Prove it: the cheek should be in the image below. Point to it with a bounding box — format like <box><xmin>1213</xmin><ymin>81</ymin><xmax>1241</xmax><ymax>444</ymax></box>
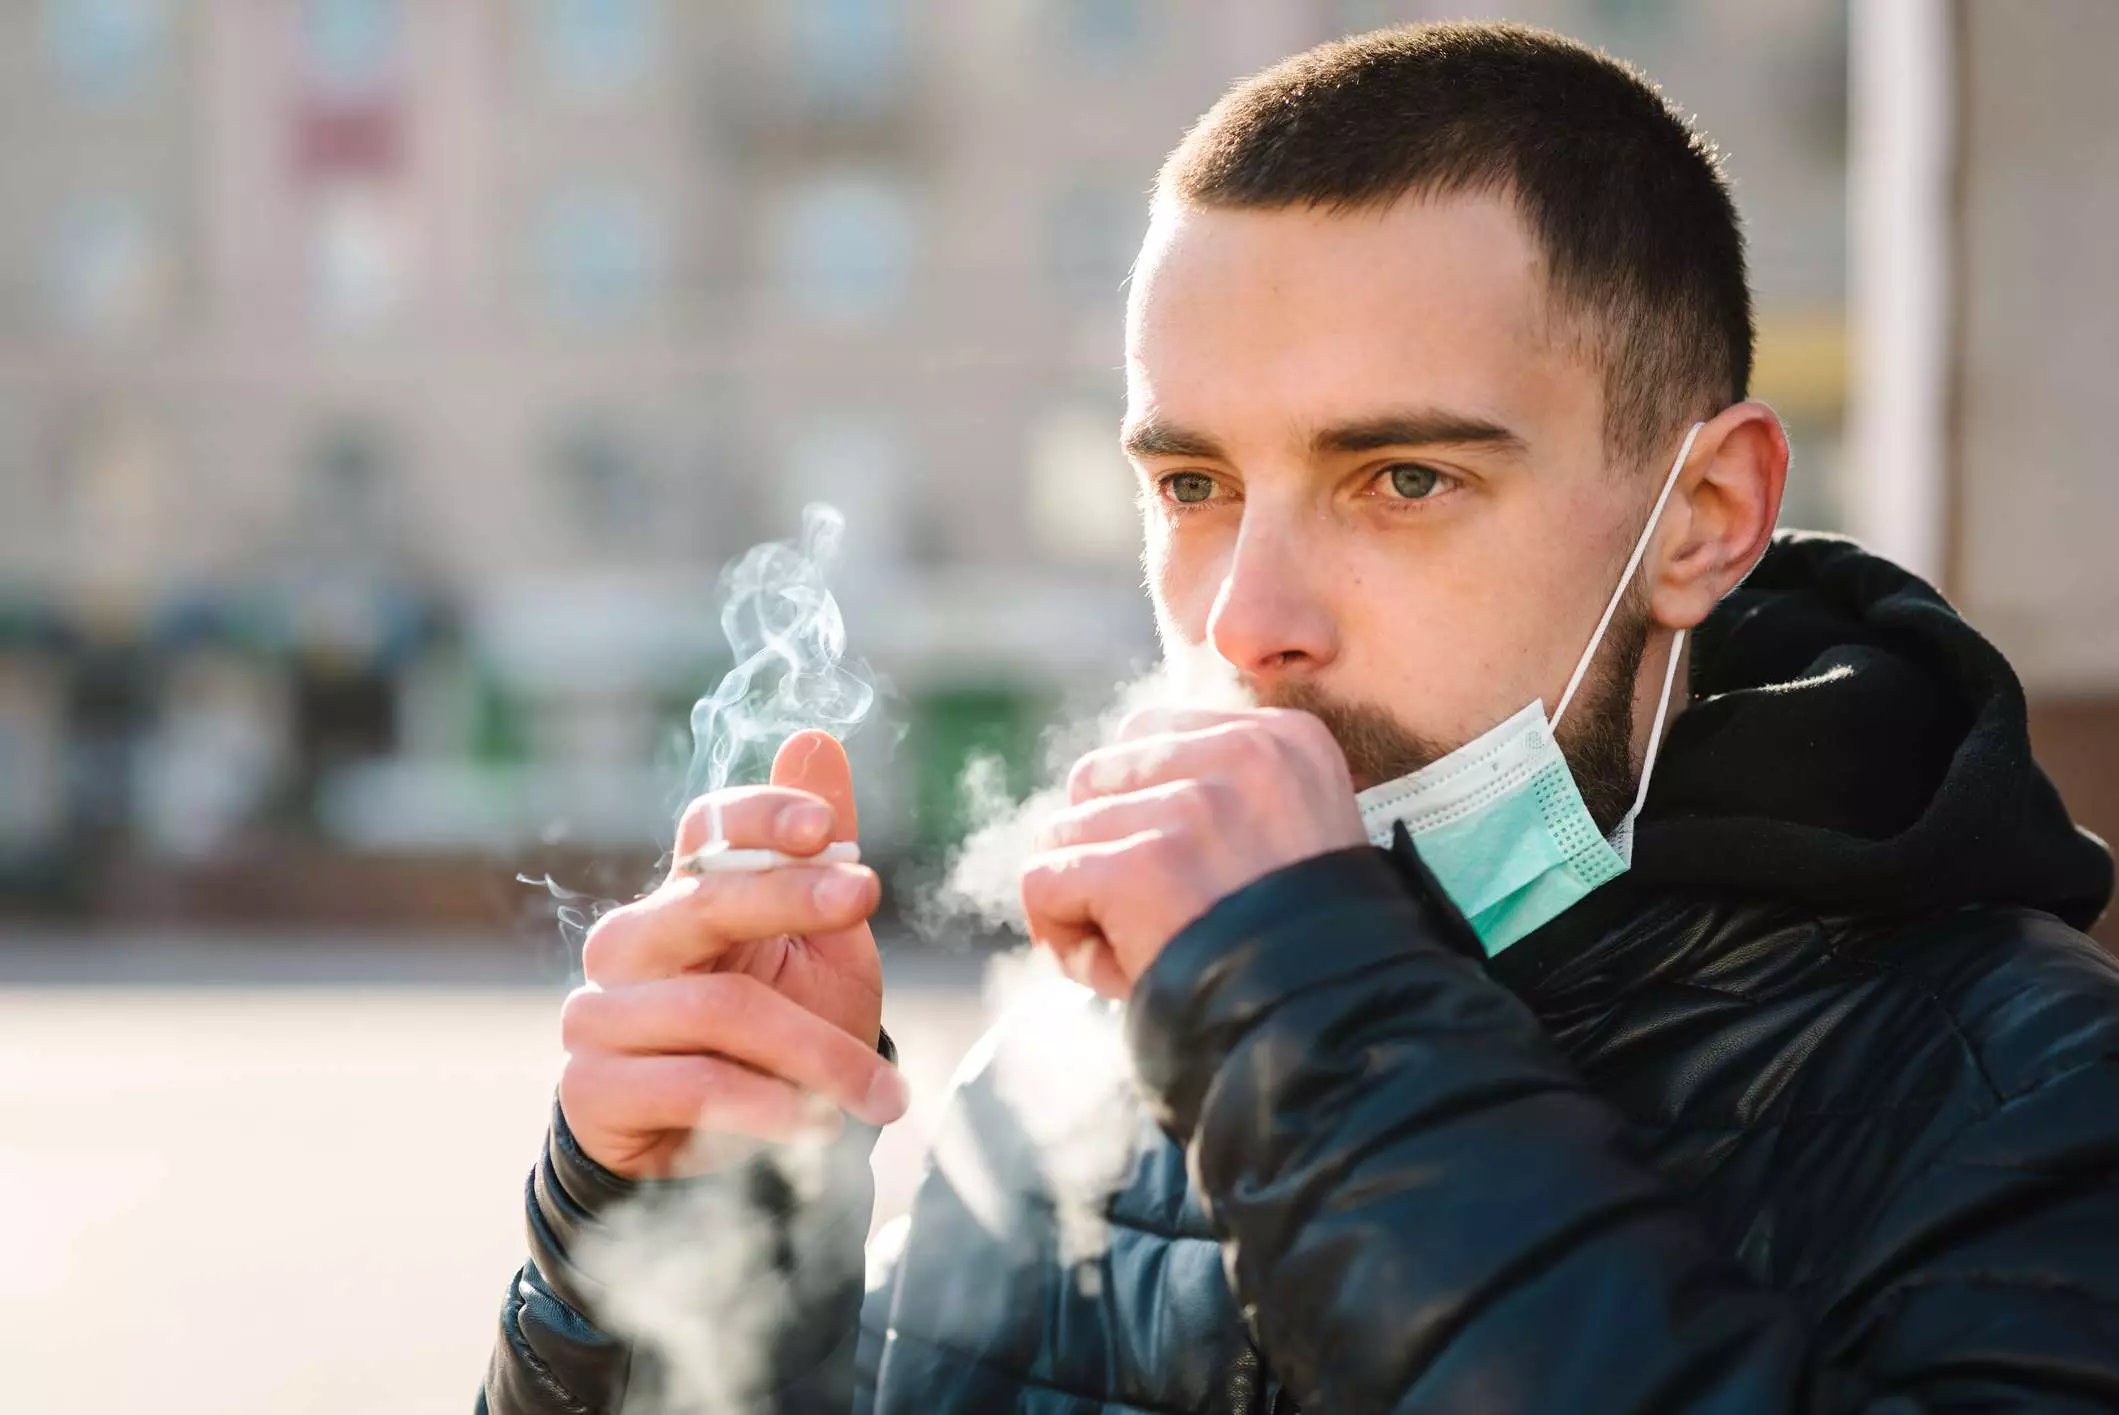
<box><xmin>1143</xmin><ymin>519</ymin><xmax>1226</xmax><ymax>641</ymax></box>
<box><xmin>1332</xmin><ymin>537</ymin><xmax>1531</xmax><ymax>740</ymax></box>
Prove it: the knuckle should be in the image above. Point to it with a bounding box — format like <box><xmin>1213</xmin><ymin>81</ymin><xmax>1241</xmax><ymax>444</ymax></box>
<box><xmin>1115</xmin><ymin>706</ymin><xmax>1160</xmax><ymax>740</ymax></box>
<box><xmin>1019</xmin><ymin>859</ymin><xmax>1056</xmax><ymax>914</ymax></box>
<box><xmin>557</xmin><ymin>1054</ymin><xmax>610</xmax><ymax>1118</ymax></box>
<box><xmin>1067</xmin><ymin>846</ymin><xmax>1115</xmax><ymax>894</ymax></box>
<box><xmin>556</xmin><ymin>1066</ymin><xmax>586</xmax><ymax>1119</ymax></box>
<box><xmin>1200</xmin><ymin>774</ymin><xmax>1241</xmax><ymax>814</ymax></box>
<box><xmin>558</xmin><ymin>984</ymin><xmax>604</xmax><ymax>1051</ymax></box>
<box><xmin>677</xmin><ymin>793</ymin><xmax>720</xmax><ymax>847</ymax></box>
<box><xmin>1282</xmin><ymin>708</ymin><xmax>1334</xmax><ymax>758</ymax></box>
<box><xmin>1259</xmin><ymin>705</ymin><xmax>1315</xmax><ymax>756</ymax></box>
<box><xmin>1038</xmin><ymin>803</ymin><xmax>1087</xmax><ymax>852</ymax></box>
<box><xmin>1260</xmin><ymin>716</ymin><xmax>1311</xmax><ymax>771</ymax></box>
<box><xmin>1139</xmin><ymin>828</ymin><xmax>1181</xmax><ymax>869</ymax></box>
<box><xmin>1067</xmin><ymin>750</ymin><xmax>1108</xmax><ymax>804</ymax></box>
<box><xmin>578</xmin><ymin>906</ymin><xmax>636</xmax><ymax>981</ymax></box>
<box><xmin>1221</xmin><ymin>723</ymin><xmax>1272</xmax><ymax>777</ymax></box>
<box><xmin>1172</xmin><ymin>780</ymin><xmax>1215</xmax><ymax>827</ymax></box>
<box><xmin>678</xmin><ymin>785</ymin><xmax>784</xmax><ymax>851</ymax></box>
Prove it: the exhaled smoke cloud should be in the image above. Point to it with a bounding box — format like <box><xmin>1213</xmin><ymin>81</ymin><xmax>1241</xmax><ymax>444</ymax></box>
<box><xmin>934</xmin><ymin>646</ymin><xmax>1253</xmax><ymax>932</ymax></box>
<box><xmin>923</xmin><ymin>646</ymin><xmax>1254</xmax><ymax>1291</ymax></box>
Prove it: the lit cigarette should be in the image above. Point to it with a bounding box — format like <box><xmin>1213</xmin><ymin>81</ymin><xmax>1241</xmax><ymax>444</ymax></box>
<box><xmin>677</xmin><ymin>840</ymin><xmax>863</xmax><ymax>874</ymax></box>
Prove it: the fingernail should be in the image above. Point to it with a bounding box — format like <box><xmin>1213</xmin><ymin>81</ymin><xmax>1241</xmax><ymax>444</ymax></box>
<box><xmin>865</xmin><ymin>1064</ymin><xmax>911</xmax><ymax>1123</ymax></box>
<box><xmin>814</xmin><ymin>869</ymin><xmax>868</xmax><ymax>913</ymax></box>
<box><xmin>779</xmin><ymin>801</ymin><xmax>831</xmax><ymax>847</ymax></box>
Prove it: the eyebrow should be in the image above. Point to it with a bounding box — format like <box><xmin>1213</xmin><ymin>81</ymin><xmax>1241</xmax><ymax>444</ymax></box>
<box><xmin>1311</xmin><ymin>410</ymin><xmax>1529</xmax><ymax>458</ymax></box>
<box><xmin>1120</xmin><ymin>408</ymin><xmax>1528</xmax><ymax>462</ymax></box>
<box><xmin>1121</xmin><ymin>417</ymin><xmax>1226</xmax><ymax>461</ymax></box>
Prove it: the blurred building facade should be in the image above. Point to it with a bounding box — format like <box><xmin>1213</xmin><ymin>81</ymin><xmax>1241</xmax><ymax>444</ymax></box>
<box><xmin>1950</xmin><ymin>0</ymin><xmax>2119</xmax><ymax>947</ymax></box>
<box><xmin>0</xmin><ymin>0</ymin><xmax>1856</xmax><ymax>924</ymax></box>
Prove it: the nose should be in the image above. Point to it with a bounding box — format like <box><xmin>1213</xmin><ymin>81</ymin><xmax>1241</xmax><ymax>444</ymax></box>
<box><xmin>1205</xmin><ymin>515</ymin><xmax>1339</xmax><ymax>687</ymax></box>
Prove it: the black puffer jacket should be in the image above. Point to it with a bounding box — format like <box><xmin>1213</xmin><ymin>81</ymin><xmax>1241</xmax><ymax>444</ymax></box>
<box><xmin>483</xmin><ymin>534</ymin><xmax>2119</xmax><ymax>1414</ymax></box>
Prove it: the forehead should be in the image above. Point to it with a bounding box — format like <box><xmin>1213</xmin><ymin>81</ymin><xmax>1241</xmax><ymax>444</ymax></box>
<box><xmin>1126</xmin><ymin>194</ymin><xmax>1594</xmax><ymax>444</ymax></box>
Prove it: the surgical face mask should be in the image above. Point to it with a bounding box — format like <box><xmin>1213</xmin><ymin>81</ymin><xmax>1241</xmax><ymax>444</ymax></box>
<box><xmin>1354</xmin><ymin>422</ymin><xmax>1705</xmax><ymax>956</ymax></box>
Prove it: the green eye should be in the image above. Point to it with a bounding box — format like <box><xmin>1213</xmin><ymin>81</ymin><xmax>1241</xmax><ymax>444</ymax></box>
<box><xmin>1166</xmin><ymin>473</ymin><xmax>1217</xmax><ymax>505</ymax></box>
<box><xmin>1386</xmin><ymin>463</ymin><xmax>1441</xmax><ymax>499</ymax></box>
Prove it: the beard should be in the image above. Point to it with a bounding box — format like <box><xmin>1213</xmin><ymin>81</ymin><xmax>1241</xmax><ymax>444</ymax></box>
<box><xmin>1255</xmin><ymin>587</ymin><xmax>1654</xmax><ymax>837</ymax></box>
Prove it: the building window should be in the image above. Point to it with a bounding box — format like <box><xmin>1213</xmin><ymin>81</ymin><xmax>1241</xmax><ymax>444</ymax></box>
<box><xmin>62</xmin><ymin>408</ymin><xmax>167</xmax><ymax>574</ymax></box>
<box><xmin>43</xmin><ymin>0</ymin><xmax>171</xmax><ymax>101</ymax></box>
<box><xmin>307</xmin><ymin>183</ymin><xmax>405</xmax><ymax>333</ymax></box>
<box><xmin>1060</xmin><ymin>0</ymin><xmax>1154</xmax><ymax>65</ymax></box>
<box><xmin>533</xmin><ymin>187</ymin><xmax>661</xmax><ymax>325</ymax></box>
<box><xmin>301</xmin><ymin>0</ymin><xmax>401</xmax><ymax>100</ymax></box>
<box><xmin>0</xmin><ymin>659</ymin><xmax>68</xmax><ymax>855</ymax></box>
<box><xmin>46</xmin><ymin>197</ymin><xmax>169</xmax><ymax>336</ymax></box>
<box><xmin>1027</xmin><ymin>404</ymin><xmax>1138</xmax><ymax>560</ymax></box>
<box><xmin>1589</xmin><ymin>0</ymin><xmax>1678</xmax><ymax>34</ymax></box>
<box><xmin>1045</xmin><ymin>182</ymin><xmax>1142</xmax><ymax>302</ymax></box>
<box><xmin>778</xmin><ymin>173</ymin><xmax>915</xmax><ymax>322</ymax></box>
<box><xmin>529</xmin><ymin>0</ymin><xmax>657</xmax><ymax>98</ymax></box>
<box><xmin>550</xmin><ymin>421</ymin><xmax>654</xmax><ymax>544</ymax></box>
<box><xmin>792</xmin><ymin>0</ymin><xmax>903</xmax><ymax>110</ymax></box>
<box><xmin>1330</xmin><ymin>0</ymin><xmax>1408</xmax><ymax>37</ymax></box>
<box><xmin>301</xmin><ymin>420</ymin><xmax>400</xmax><ymax>553</ymax></box>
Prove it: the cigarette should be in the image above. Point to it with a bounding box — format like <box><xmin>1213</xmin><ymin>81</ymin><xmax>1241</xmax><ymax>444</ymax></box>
<box><xmin>676</xmin><ymin>840</ymin><xmax>863</xmax><ymax>874</ymax></box>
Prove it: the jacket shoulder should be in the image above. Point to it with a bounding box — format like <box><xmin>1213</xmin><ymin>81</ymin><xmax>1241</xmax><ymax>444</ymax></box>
<box><xmin>1855</xmin><ymin>905</ymin><xmax>2119</xmax><ymax>1106</ymax></box>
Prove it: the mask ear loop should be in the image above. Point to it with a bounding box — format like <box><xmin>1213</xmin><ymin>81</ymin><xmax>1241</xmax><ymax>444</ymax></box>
<box><xmin>1550</xmin><ymin>420</ymin><xmax>1705</xmax><ymax>733</ymax></box>
<box><xmin>1630</xmin><ymin>624</ymin><xmax>1686</xmax><ymax>820</ymax></box>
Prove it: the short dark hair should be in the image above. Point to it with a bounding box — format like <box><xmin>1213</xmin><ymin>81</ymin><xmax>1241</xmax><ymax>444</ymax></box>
<box><xmin>1157</xmin><ymin>22</ymin><xmax>1752</xmax><ymax>468</ymax></box>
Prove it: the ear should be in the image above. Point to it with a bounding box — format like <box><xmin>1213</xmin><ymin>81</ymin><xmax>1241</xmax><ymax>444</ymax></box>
<box><xmin>1650</xmin><ymin>401</ymin><xmax>1788</xmax><ymax>632</ymax></box>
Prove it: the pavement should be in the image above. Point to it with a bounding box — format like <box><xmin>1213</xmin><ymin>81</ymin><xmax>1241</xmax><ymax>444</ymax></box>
<box><xmin>0</xmin><ymin>931</ymin><xmax>994</xmax><ymax>1415</ymax></box>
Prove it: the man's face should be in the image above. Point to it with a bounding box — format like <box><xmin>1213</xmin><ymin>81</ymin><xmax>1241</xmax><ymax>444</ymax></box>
<box><xmin>1126</xmin><ymin>194</ymin><xmax>1662</xmax><ymax>818</ymax></box>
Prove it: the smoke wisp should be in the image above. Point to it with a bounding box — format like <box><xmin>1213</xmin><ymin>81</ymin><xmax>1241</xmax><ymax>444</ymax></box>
<box><xmin>684</xmin><ymin>502</ymin><xmax>877</xmax><ymax>815</ymax></box>
<box><xmin>569</xmin><ymin>504</ymin><xmax>881</xmax><ymax>1415</ymax></box>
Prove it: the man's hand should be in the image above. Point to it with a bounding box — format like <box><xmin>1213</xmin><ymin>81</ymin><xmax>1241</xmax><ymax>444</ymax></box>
<box><xmin>559</xmin><ymin>729</ymin><xmax>910</xmax><ymax>1179</ymax></box>
<box><xmin>1021</xmin><ymin>707</ymin><xmax>1366</xmax><ymax>999</ymax></box>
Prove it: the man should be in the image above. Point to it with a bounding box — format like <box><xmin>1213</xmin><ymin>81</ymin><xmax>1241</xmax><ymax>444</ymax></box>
<box><xmin>482</xmin><ymin>23</ymin><xmax>2119</xmax><ymax>1415</ymax></box>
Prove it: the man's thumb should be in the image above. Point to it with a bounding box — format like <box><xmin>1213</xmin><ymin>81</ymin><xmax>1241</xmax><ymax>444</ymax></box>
<box><xmin>769</xmin><ymin>730</ymin><xmax>860</xmax><ymax>841</ymax></box>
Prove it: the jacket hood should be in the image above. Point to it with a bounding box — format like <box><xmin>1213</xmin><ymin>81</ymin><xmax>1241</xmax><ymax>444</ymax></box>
<box><xmin>1632</xmin><ymin>532</ymin><xmax>2112</xmax><ymax>931</ymax></box>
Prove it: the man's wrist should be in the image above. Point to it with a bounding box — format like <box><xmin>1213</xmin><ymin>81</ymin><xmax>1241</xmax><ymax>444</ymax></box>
<box><xmin>546</xmin><ymin>1025</ymin><xmax>899</xmax><ymax>1218</ymax></box>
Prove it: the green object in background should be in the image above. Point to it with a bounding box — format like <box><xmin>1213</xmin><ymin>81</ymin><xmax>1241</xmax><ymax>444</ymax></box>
<box><xmin>470</xmin><ymin>668</ymin><xmax>531</xmax><ymax>766</ymax></box>
<box><xmin>909</xmin><ymin>685</ymin><xmax>1048</xmax><ymax>857</ymax></box>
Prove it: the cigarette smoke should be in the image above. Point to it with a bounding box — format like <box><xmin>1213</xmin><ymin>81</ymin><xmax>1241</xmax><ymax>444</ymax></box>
<box><xmin>564</xmin><ymin>503</ymin><xmax>1258</xmax><ymax>1404</ymax></box>
<box><xmin>575</xmin><ymin>1124</ymin><xmax>859</xmax><ymax>1415</ymax></box>
<box><xmin>569</xmin><ymin>504</ymin><xmax>881</xmax><ymax>1415</ymax></box>
<box><xmin>514</xmin><ymin>505</ymin><xmax>878</xmax><ymax>969</ymax></box>
<box><xmin>684</xmin><ymin>503</ymin><xmax>877</xmax><ymax>812</ymax></box>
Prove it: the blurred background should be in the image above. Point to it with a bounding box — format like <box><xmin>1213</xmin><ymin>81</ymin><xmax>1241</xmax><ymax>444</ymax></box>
<box><xmin>1</xmin><ymin>1</ymin><xmax>2112</xmax><ymax>1411</ymax></box>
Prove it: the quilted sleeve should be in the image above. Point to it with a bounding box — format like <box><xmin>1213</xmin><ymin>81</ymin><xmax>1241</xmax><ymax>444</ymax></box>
<box><xmin>1126</xmin><ymin>846</ymin><xmax>2119</xmax><ymax>1414</ymax></box>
